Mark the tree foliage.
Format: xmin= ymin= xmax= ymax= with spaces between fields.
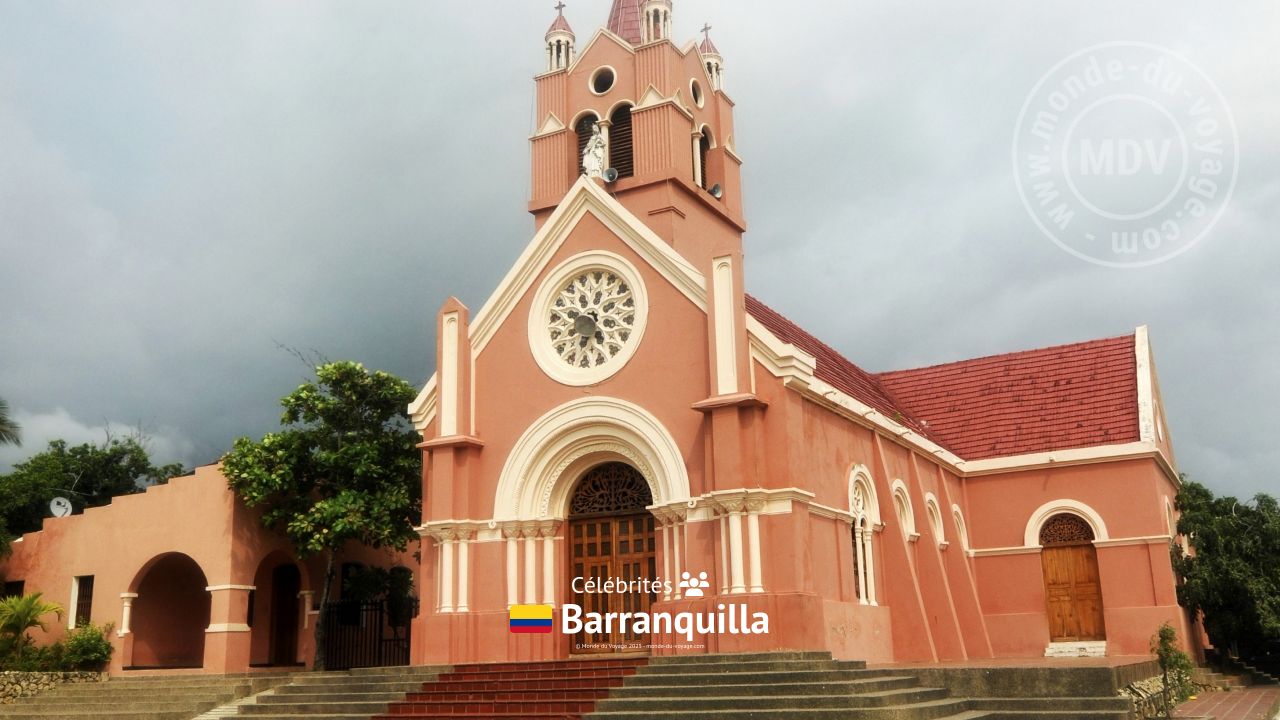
xmin=0 ymin=433 xmax=185 ymax=554
xmin=0 ymin=398 xmax=19 ymax=447
xmin=221 ymin=361 xmax=420 ymax=670
xmin=1173 ymin=479 xmax=1280 ymax=656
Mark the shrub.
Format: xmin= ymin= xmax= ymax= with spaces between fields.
xmin=1151 ymin=622 xmax=1195 ymax=716
xmin=63 ymin=622 xmax=114 ymax=671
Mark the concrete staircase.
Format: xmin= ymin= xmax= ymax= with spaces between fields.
xmin=237 ymin=666 xmax=445 ymax=720
xmin=587 ymin=652 xmax=985 ymax=720
xmin=0 ymin=673 xmax=294 ymax=720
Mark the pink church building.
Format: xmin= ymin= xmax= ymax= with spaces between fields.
xmin=0 ymin=0 xmax=1195 ymax=676
xmin=406 ymin=0 xmax=1193 ymax=667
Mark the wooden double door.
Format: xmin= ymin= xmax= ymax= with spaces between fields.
xmin=568 ymin=512 xmax=657 ymax=653
xmin=1042 ymin=542 xmax=1107 ymax=642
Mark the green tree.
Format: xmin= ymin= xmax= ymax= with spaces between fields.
xmin=0 ymin=593 xmax=63 ymax=659
xmin=1150 ymin=622 xmax=1195 ymax=716
xmin=221 ymin=361 xmax=420 ymax=671
xmin=0 ymin=398 xmax=19 ymax=447
xmin=0 ymin=433 xmax=185 ymax=552
xmin=1173 ymin=479 xmax=1280 ymax=657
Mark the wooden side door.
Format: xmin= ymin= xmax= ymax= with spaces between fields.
xmin=1042 ymin=544 xmax=1106 ymax=642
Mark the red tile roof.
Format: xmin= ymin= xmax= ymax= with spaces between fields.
xmin=745 ymin=294 xmax=1140 ymax=461
xmin=878 ymin=335 xmax=1139 ymax=460
xmin=745 ymin=295 xmax=936 ymax=440
xmin=698 ymin=35 xmax=721 ymax=57
xmin=606 ymin=0 xmax=644 ymax=45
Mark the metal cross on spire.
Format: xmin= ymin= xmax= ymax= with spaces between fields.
xmin=555 ymin=1 xmax=566 ymax=14
xmin=701 ymin=23 xmax=713 ymax=39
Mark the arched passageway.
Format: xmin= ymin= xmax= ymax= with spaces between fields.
xmin=129 ymin=553 xmax=211 ymax=669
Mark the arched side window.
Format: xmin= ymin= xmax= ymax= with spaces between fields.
xmin=891 ymin=480 xmax=918 ymax=541
xmin=1038 ymin=513 xmax=1096 ymax=546
xmin=609 ymin=104 xmax=634 ymax=179
xmin=849 ymin=466 xmax=880 ymax=606
xmin=952 ymin=504 xmax=971 ymax=553
xmin=574 ymin=112 xmax=600 ymax=176
xmin=924 ymin=493 xmax=947 ymax=548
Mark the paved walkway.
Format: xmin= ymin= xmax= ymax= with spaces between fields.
xmin=1178 ymin=688 xmax=1280 ymax=719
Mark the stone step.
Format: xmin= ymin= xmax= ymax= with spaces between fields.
xmin=607 ymin=676 xmax=920 ymax=698
xmin=623 ymin=667 xmax=900 ymax=686
xmin=631 ymin=658 xmax=850 ymax=674
xmin=407 ymin=676 xmax=628 ymax=693
xmin=650 ymin=651 xmax=835 ymax=665
xmin=595 ymin=686 xmax=952 ymax=711
xmin=584 ymin=701 xmax=980 ymax=720
xmin=18 ymin=693 xmax=237 ymax=707
xmin=256 ymin=691 xmax=409 ymax=704
xmin=241 ymin=701 xmax=396 ymax=715
xmin=280 ymin=678 xmax=438 ymax=692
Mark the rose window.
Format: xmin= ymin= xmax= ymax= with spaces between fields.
xmin=547 ymin=269 xmax=636 ymax=369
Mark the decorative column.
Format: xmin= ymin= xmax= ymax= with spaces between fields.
xmin=456 ymin=530 xmax=473 ymax=613
xmin=540 ymin=521 xmax=559 ymax=605
xmin=118 ymin=593 xmax=138 ymax=637
xmin=746 ymin=497 xmax=765 ymax=593
xmin=718 ymin=506 xmax=730 ymax=594
xmin=725 ymin=498 xmax=746 ymax=594
xmin=438 ymin=530 xmax=456 ymax=613
xmin=522 ymin=524 xmax=538 ymax=606
xmin=671 ymin=509 xmax=686 ymax=600
xmin=504 ymin=524 xmax=520 ymax=607
xmin=655 ymin=509 xmax=673 ymax=601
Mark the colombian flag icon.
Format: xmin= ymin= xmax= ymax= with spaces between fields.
xmin=509 ymin=604 xmax=554 ymax=634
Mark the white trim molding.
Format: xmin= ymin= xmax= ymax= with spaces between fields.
xmin=493 ymin=396 xmax=692 ymax=521
xmin=1024 ymin=499 xmax=1110 ymax=547
xmin=205 ymin=623 xmax=251 ymax=634
xmin=1135 ymin=325 xmax=1157 ymax=443
xmin=205 ymin=585 xmax=255 ymax=593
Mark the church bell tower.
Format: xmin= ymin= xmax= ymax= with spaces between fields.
xmin=528 ymin=0 xmax=745 ymax=270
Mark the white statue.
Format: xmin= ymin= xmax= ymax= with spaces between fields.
xmin=582 ymin=122 xmax=606 ymax=178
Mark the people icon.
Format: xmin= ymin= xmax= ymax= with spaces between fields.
xmin=680 ymin=570 xmax=711 ymax=597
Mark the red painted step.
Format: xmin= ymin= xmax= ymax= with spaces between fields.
xmin=374 ymin=657 xmax=648 ymax=719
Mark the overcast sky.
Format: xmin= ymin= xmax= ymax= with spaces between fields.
xmin=1 ymin=1 xmax=1276 ymax=499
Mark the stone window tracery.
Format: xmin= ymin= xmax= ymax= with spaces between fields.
xmin=548 ymin=270 xmax=636 ymax=370
xmin=569 ymin=462 xmax=653 ymax=516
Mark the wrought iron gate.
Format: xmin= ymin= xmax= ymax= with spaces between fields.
xmin=321 ymin=597 xmax=417 ymax=670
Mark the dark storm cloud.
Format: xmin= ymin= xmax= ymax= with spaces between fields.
xmin=1 ymin=0 xmax=1276 ymax=497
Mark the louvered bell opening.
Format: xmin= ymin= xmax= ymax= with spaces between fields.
xmin=609 ymin=105 xmax=635 ymax=179
xmin=575 ymin=113 xmax=598 ymax=176
xmin=698 ymin=130 xmax=712 ymax=189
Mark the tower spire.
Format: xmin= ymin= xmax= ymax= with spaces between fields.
xmin=544 ymin=2 xmax=576 ymax=72
xmin=698 ymin=22 xmax=724 ymax=90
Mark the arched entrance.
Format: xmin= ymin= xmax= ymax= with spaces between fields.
xmin=567 ymin=462 xmax=656 ymax=654
xmin=1039 ymin=513 xmax=1107 ymax=642
xmin=129 ymin=553 xmax=211 ymax=669
xmin=249 ymin=553 xmax=304 ymax=667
